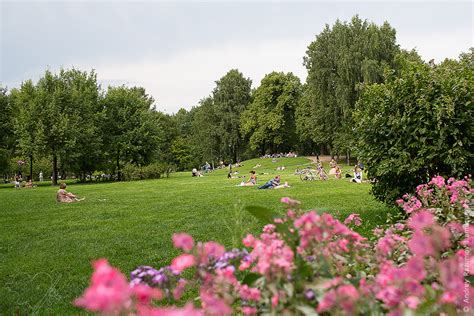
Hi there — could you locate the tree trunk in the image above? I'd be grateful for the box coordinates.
[52,154,58,185]
[346,150,350,166]
[116,149,121,181]
[29,155,33,181]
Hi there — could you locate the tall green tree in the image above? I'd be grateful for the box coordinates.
[10,81,42,179]
[0,87,14,177]
[241,72,302,154]
[213,69,252,162]
[56,69,102,179]
[102,86,160,180]
[303,16,399,157]
[190,97,220,164]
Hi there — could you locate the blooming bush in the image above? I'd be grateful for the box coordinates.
[76,176,473,315]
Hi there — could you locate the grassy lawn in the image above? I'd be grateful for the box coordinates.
[0,157,394,314]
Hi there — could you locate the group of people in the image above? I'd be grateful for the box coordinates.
[236,171,290,189]
[260,152,298,159]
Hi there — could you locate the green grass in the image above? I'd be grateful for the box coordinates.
[0,157,393,314]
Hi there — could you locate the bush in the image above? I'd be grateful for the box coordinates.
[76,176,473,315]
[354,51,473,204]
[122,162,175,181]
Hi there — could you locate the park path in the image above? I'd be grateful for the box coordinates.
[307,155,333,163]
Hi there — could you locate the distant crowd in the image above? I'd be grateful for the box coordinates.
[260,152,298,159]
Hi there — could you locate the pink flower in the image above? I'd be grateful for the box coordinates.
[75,259,131,313]
[337,284,359,313]
[239,285,261,301]
[407,210,434,231]
[271,294,279,307]
[132,284,163,305]
[403,296,420,309]
[394,223,405,231]
[173,279,187,300]
[408,231,435,256]
[171,254,195,272]
[203,241,225,260]
[200,290,232,316]
[429,175,446,188]
[263,224,276,233]
[344,214,362,226]
[243,234,256,248]
[337,238,350,252]
[241,306,257,315]
[317,289,336,312]
[280,197,301,206]
[172,233,194,252]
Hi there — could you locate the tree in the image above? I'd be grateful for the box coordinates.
[354,51,473,203]
[10,81,42,180]
[102,86,160,180]
[303,16,399,157]
[190,97,220,164]
[241,72,302,154]
[213,69,252,162]
[55,69,103,179]
[0,86,13,177]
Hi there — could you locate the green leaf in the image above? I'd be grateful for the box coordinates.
[295,304,319,316]
[241,272,260,286]
[244,205,278,224]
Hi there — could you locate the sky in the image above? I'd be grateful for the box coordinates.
[1,0,472,113]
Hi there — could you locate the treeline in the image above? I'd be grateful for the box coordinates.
[1,16,472,201]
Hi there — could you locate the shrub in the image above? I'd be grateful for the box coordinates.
[76,176,473,315]
[354,51,473,204]
[122,162,175,181]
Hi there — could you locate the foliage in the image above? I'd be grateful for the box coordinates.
[303,15,399,156]
[241,72,302,154]
[102,85,162,179]
[213,69,252,162]
[354,51,473,203]
[76,175,473,315]
[190,97,221,164]
[122,162,174,181]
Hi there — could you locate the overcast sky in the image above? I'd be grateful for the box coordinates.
[1,0,472,113]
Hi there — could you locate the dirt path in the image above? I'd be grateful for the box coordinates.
[307,155,333,163]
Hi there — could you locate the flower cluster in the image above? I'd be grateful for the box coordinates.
[76,175,473,315]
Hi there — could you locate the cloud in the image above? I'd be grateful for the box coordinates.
[77,37,311,113]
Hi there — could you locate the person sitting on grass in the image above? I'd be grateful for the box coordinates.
[57,183,85,203]
[259,175,281,189]
[25,179,35,188]
[351,165,363,183]
[335,165,342,179]
[238,171,257,186]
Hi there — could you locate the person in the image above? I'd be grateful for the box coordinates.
[351,166,362,183]
[335,165,342,179]
[14,175,20,188]
[238,171,257,186]
[56,183,84,203]
[25,179,34,188]
[259,175,281,189]
[329,159,336,169]
[247,170,257,185]
[39,171,43,182]
[317,163,328,180]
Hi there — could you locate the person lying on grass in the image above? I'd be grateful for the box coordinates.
[56,183,85,203]
[237,171,257,186]
[258,175,289,189]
